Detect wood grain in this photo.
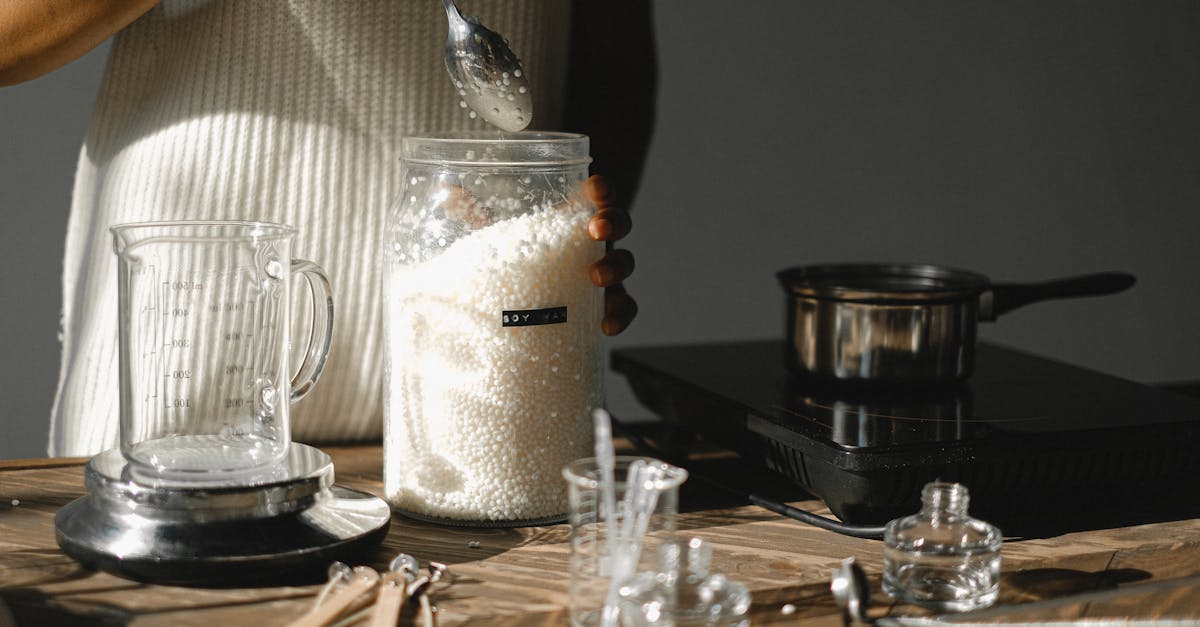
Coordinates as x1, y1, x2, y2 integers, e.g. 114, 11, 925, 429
2, 445, 1200, 625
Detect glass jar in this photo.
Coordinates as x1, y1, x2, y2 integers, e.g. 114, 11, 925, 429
882, 481, 1002, 611
383, 131, 605, 525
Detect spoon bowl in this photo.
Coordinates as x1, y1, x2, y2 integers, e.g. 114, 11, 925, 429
442, 0, 533, 132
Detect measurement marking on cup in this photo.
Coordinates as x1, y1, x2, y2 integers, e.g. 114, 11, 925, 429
164, 280, 204, 291
210, 301, 246, 313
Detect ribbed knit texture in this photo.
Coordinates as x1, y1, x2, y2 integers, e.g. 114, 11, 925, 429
50, 0, 571, 456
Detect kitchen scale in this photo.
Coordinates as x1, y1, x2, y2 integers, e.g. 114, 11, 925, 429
53, 221, 391, 585
55, 443, 391, 585
612, 340, 1200, 529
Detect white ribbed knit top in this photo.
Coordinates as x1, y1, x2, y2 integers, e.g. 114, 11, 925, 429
50, 0, 571, 456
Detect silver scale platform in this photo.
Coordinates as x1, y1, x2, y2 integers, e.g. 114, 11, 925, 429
54, 443, 391, 585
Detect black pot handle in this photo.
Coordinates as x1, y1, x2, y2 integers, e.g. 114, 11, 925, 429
980, 272, 1137, 321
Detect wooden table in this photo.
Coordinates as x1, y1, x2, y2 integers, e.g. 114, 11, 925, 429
3, 445, 1200, 625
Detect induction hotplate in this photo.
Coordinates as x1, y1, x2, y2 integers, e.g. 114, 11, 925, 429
611, 341, 1200, 526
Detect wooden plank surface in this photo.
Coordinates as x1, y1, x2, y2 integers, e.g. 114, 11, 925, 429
3, 445, 1200, 625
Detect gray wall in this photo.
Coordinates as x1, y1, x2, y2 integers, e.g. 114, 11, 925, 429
1, 45, 108, 459
3, 2, 1199, 459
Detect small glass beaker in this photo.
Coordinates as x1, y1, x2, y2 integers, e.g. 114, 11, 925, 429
563, 456, 689, 627
111, 221, 333, 482
618, 537, 752, 626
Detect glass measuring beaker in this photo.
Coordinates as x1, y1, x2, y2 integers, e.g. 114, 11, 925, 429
111, 221, 333, 481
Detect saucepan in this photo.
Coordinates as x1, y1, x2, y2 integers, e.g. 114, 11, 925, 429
777, 263, 1136, 384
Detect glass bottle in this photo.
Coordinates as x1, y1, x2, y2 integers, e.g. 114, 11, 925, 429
382, 131, 604, 525
882, 482, 1001, 611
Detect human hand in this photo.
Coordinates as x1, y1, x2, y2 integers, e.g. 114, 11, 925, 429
584, 175, 637, 336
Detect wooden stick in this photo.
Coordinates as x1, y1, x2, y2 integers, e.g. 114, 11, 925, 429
292, 567, 379, 627
367, 571, 409, 627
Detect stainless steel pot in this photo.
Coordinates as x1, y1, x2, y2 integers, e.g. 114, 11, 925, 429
777, 263, 1136, 383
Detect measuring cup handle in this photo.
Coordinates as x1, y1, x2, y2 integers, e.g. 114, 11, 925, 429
290, 259, 334, 402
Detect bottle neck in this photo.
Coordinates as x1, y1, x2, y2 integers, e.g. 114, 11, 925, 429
920, 482, 970, 522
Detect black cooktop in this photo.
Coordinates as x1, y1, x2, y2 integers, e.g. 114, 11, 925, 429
611, 340, 1200, 526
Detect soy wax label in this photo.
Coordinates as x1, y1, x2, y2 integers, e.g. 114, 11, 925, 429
502, 306, 567, 327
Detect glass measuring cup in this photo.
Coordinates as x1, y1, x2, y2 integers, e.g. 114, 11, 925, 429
111, 221, 333, 481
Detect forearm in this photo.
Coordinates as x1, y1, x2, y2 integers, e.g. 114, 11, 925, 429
0, 0, 160, 86
563, 0, 658, 211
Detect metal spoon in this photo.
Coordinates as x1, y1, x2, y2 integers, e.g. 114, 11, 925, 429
831, 557, 872, 626
441, 0, 533, 132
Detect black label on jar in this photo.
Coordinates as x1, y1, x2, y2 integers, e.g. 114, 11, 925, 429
502, 306, 568, 327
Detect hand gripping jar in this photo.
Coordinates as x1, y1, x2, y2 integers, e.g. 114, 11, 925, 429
383, 132, 605, 525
